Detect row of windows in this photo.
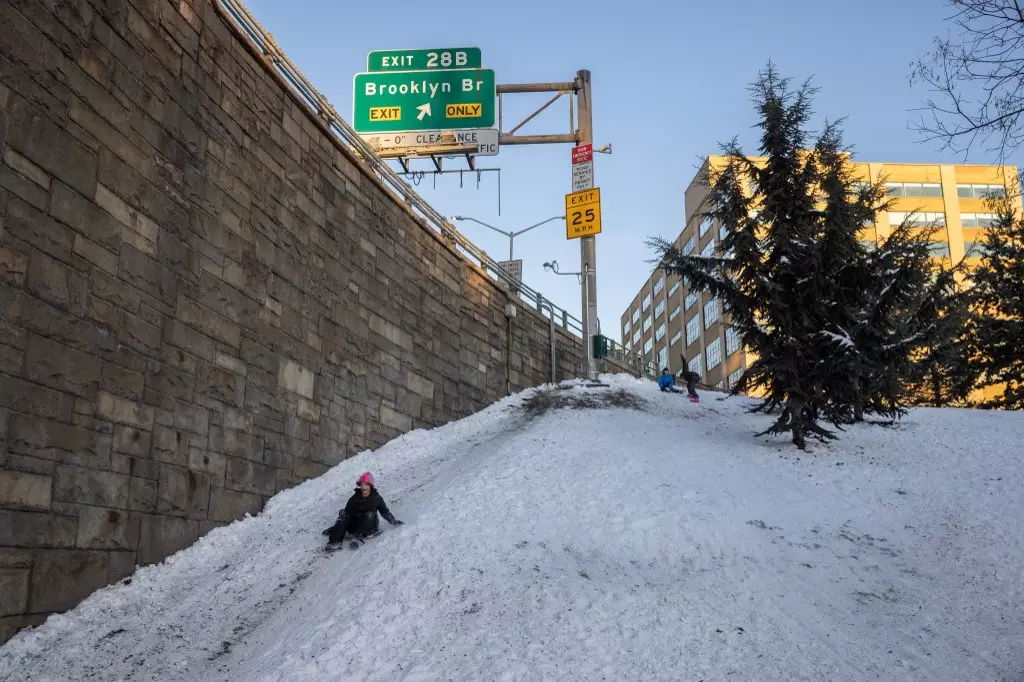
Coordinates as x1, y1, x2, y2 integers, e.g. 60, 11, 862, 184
886, 182, 942, 198
654, 300, 665, 318
668, 305, 680, 322
683, 234, 697, 255
961, 213, 999, 227
728, 367, 744, 389
668, 281, 680, 298
889, 211, 946, 227
958, 183, 1006, 199
699, 215, 714, 237
655, 323, 666, 343
704, 299, 719, 328
653, 276, 664, 294
706, 337, 722, 371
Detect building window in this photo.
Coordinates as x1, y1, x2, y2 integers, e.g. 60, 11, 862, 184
654, 300, 666, 318
728, 367, 744, 388
859, 240, 877, 252
643, 315, 652, 332
963, 241, 989, 258
699, 215, 714, 237
643, 338, 654, 354
889, 211, 946, 227
622, 319, 630, 336
632, 329, 641, 345
706, 337, 722, 370
719, 224, 729, 241
685, 291, 698, 310
957, 183, 1005, 199
658, 346, 668, 369
642, 293, 651, 311
668, 305, 680, 322
683, 234, 697, 255
704, 298, 719, 328
632, 308, 640, 324
886, 182, 943, 197
961, 213, 999, 227
686, 314, 701, 346
688, 354, 703, 376
668, 280, 680, 298
701, 239, 716, 258
670, 330, 682, 347
655, 323, 666, 342
929, 242, 951, 258
725, 326, 741, 356
624, 340, 631, 351
653, 276, 664, 295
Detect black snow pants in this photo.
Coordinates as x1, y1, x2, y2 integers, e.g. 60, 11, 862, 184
325, 511, 379, 544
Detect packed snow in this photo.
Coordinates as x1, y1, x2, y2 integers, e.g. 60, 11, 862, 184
2, 374, 1022, 681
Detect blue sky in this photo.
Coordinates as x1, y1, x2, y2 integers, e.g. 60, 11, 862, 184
244, 0, 995, 342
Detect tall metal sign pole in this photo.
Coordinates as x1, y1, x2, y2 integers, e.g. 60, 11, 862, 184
576, 70, 597, 380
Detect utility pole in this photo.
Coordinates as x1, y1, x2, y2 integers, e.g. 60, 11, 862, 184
576, 70, 598, 380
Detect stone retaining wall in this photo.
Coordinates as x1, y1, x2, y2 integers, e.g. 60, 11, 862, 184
0, 0, 581, 642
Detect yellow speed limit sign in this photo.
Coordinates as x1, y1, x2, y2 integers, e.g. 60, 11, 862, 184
564, 188, 602, 239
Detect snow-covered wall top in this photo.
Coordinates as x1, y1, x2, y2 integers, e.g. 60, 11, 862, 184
0, 0, 581, 643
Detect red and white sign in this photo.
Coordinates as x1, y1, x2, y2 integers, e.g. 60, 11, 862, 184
571, 143, 593, 165
571, 143, 594, 192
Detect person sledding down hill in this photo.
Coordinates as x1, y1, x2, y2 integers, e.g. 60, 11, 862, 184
658, 368, 681, 393
322, 472, 403, 548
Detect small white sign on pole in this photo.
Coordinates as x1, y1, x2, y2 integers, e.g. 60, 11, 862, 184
571, 143, 594, 192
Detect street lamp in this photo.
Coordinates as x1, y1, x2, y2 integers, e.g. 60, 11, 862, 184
452, 215, 564, 261
542, 261, 600, 334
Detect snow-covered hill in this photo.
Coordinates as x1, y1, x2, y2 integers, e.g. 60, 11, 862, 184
2, 375, 1022, 681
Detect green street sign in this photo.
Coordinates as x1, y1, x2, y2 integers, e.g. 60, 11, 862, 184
368, 47, 482, 72
353, 68, 495, 133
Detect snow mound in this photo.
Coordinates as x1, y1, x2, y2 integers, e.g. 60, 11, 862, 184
2, 375, 1022, 681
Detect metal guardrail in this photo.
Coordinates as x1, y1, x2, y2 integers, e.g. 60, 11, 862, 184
216, 0, 584, 338
597, 335, 658, 378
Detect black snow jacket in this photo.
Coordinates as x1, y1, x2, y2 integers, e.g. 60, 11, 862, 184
323, 487, 400, 543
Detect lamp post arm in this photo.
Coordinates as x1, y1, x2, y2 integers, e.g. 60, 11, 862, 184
455, 216, 513, 238
510, 215, 565, 238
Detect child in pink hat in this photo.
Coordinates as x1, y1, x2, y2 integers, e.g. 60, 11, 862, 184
323, 472, 403, 548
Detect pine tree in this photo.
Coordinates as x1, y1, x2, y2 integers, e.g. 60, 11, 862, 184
902, 261, 981, 407
969, 203, 1024, 409
649, 65, 874, 449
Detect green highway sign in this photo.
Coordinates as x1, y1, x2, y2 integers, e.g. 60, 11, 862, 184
353, 68, 495, 133
368, 47, 482, 72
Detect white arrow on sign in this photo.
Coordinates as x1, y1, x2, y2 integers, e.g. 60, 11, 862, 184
416, 103, 431, 120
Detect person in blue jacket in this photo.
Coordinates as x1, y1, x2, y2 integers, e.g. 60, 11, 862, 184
658, 368, 681, 393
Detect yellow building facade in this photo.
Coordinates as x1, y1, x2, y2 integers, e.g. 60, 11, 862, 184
619, 157, 1021, 391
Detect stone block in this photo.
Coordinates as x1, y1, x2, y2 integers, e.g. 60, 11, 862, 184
8, 97, 97, 197
96, 391, 154, 430
164, 319, 216, 362
0, 245, 29, 287
209, 425, 262, 462
48, 181, 123, 253
186, 444, 222, 479
157, 465, 211, 518
127, 477, 157, 513
208, 486, 263, 523
107, 551, 136, 584
277, 358, 313, 398
0, 569, 30, 616
112, 425, 151, 457
198, 363, 244, 406
223, 407, 253, 433
110, 454, 158, 480
214, 351, 246, 376
224, 456, 276, 496
75, 506, 140, 550
72, 233, 118, 275
8, 414, 111, 468
137, 514, 199, 566
53, 465, 130, 508
24, 334, 102, 398
379, 404, 412, 432
100, 361, 145, 401
28, 549, 110, 613
0, 509, 76, 547
25, 250, 84, 313
145, 362, 194, 401
152, 425, 189, 466
292, 458, 329, 480
406, 371, 435, 399
0, 470, 51, 510
175, 295, 240, 348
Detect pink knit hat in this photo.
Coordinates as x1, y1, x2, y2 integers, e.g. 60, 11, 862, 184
358, 472, 375, 487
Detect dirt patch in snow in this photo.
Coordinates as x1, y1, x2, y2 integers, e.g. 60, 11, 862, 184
520, 388, 648, 417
